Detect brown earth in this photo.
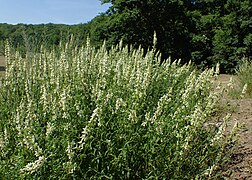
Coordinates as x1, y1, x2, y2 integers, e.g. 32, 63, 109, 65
216, 74, 252, 179
0, 56, 251, 178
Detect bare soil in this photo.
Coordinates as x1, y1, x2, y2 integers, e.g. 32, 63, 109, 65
217, 74, 252, 179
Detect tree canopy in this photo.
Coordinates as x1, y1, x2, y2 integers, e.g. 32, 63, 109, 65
99, 0, 251, 72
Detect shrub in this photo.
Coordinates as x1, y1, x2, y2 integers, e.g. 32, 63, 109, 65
0, 38, 236, 179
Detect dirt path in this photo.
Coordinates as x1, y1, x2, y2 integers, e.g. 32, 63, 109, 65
217, 74, 252, 179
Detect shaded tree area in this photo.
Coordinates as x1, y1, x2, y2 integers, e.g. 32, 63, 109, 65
190, 0, 252, 72
95, 0, 192, 63
0, 0, 251, 72
99, 0, 252, 73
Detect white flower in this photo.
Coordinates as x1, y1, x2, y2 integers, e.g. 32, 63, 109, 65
215, 63, 220, 77
227, 77, 234, 89
90, 107, 101, 122
20, 156, 45, 175
46, 122, 54, 139
115, 98, 125, 111
141, 121, 147, 127
60, 88, 67, 111
66, 142, 74, 161
241, 83, 247, 98
128, 110, 137, 123
204, 164, 217, 177
210, 113, 230, 146
78, 128, 87, 149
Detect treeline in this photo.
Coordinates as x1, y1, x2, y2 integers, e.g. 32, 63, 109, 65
0, 23, 90, 55
0, 0, 251, 73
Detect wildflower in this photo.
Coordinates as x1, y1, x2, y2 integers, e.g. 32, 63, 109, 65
115, 98, 125, 112
34, 143, 43, 157
214, 63, 220, 77
60, 88, 67, 111
141, 112, 151, 127
227, 77, 234, 89
216, 81, 222, 90
78, 127, 88, 149
152, 90, 172, 122
241, 83, 247, 98
46, 122, 54, 139
90, 107, 101, 122
210, 113, 230, 146
62, 112, 69, 119
141, 121, 147, 127
66, 141, 74, 161
20, 156, 45, 175
128, 110, 137, 123
204, 164, 217, 177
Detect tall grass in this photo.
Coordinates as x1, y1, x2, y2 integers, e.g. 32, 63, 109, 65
236, 57, 252, 97
0, 38, 236, 179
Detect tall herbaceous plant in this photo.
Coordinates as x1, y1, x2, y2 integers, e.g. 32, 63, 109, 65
0, 38, 236, 179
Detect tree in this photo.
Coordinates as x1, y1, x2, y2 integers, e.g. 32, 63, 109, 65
189, 0, 252, 72
211, 0, 252, 72
99, 0, 193, 62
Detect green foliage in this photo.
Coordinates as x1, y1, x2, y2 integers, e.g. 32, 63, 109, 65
236, 58, 252, 97
0, 39, 236, 179
99, 0, 192, 62
188, 0, 251, 72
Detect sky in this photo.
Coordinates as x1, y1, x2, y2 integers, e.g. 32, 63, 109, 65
0, 0, 111, 25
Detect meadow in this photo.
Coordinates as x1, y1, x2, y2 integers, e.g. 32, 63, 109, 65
0, 38, 238, 179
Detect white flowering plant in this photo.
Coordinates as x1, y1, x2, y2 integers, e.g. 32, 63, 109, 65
0, 37, 237, 179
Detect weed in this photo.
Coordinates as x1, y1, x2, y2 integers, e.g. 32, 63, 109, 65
0, 38, 237, 179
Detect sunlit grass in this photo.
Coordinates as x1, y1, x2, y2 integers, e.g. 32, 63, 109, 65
236, 58, 252, 97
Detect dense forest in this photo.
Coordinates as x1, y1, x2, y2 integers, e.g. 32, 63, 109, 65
0, 0, 251, 73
